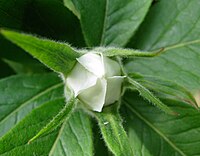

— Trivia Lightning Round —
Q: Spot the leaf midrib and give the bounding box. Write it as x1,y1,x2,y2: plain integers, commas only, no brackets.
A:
12,38,74,70
124,100,187,156
0,82,63,125
149,0,192,49
49,121,66,156
49,112,92,156
100,0,109,46
153,39,200,53
109,114,129,156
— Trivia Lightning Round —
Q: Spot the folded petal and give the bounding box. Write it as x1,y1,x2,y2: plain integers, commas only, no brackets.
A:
78,78,107,112
77,53,104,78
103,56,121,77
105,76,125,105
66,63,98,97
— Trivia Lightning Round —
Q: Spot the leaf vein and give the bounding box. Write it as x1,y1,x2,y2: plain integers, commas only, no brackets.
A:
0,82,63,125
150,0,192,50
100,0,109,45
124,100,187,156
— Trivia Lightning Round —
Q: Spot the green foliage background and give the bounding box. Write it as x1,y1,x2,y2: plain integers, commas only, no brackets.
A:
1,0,200,156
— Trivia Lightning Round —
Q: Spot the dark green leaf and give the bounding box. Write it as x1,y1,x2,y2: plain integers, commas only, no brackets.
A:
63,0,80,19
0,73,63,137
0,99,93,156
129,73,198,108
126,0,200,92
0,59,14,78
93,120,110,156
50,109,93,156
29,97,76,143
123,90,200,156
1,29,80,75
0,34,46,74
0,0,85,74
67,0,152,47
127,77,175,115
0,0,84,44
3,59,48,74
93,104,133,156
96,47,162,57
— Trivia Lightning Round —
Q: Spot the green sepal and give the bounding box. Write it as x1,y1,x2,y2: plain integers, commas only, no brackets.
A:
127,76,176,115
129,73,198,108
28,97,76,143
91,104,134,156
0,29,80,76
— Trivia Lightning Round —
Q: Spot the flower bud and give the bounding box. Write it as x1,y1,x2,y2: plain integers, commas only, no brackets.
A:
66,53,124,112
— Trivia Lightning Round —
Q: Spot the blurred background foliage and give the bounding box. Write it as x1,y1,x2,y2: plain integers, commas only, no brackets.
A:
0,0,85,77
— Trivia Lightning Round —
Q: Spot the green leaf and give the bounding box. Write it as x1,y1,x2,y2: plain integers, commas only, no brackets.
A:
63,0,80,19
0,0,85,74
0,0,84,44
129,73,198,108
93,104,133,156
50,109,93,156
126,0,200,91
0,34,47,74
3,58,48,74
29,97,76,143
67,0,152,47
0,99,93,156
95,47,163,57
127,77,175,115
0,59,14,78
0,29,80,76
0,73,63,137
93,121,110,156
123,90,200,156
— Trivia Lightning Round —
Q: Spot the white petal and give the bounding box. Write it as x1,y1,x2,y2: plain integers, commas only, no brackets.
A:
77,53,104,78
103,56,121,77
66,63,97,97
105,76,125,105
78,78,107,112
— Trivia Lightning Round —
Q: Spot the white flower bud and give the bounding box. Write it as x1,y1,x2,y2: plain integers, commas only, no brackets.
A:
66,53,124,112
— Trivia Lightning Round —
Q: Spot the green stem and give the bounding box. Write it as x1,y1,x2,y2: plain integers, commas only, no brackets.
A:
92,104,134,156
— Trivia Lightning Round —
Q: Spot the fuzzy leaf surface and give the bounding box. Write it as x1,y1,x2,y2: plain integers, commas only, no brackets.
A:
67,0,152,47
29,97,76,143
0,99,93,156
127,77,175,115
126,0,200,92
94,105,133,156
1,29,80,76
123,91,200,156
129,73,198,108
0,73,63,137
0,0,84,74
